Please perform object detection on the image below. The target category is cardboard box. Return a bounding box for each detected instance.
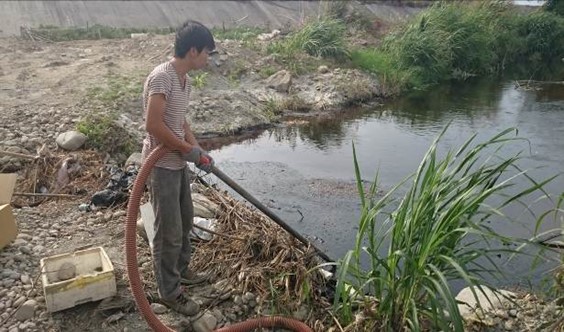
[0,173,18,250]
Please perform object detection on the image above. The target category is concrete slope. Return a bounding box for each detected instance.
[0,1,323,37]
[0,1,421,37]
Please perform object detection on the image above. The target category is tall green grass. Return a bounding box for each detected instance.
[335,127,560,331]
[355,1,564,93]
[268,17,348,61]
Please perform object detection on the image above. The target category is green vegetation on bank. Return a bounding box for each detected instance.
[351,1,564,93]
[211,26,265,42]
[267,17,348,74]
[77,73,143,158]
[334,128,561,331]
[29,24,174,41]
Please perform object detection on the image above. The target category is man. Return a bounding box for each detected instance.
[141,20,215,316]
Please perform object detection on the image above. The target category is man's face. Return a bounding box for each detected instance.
[193,48,216,69]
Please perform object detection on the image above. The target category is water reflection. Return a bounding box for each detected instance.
[213,80,564,286]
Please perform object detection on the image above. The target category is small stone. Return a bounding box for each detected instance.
[13,296,26,308]
[20,275,30,285]
[233,295,242,305]
[57,262,76,281]
[150,303,167,314]
[15,300,36,321]
[508,309,518,317]
[211,308,224,323]
[242,292,255,304]
[318,65,330,74]
[192,311,217,332]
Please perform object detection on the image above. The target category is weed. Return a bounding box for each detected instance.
[262,97,284,120]
[336,72,376,106]
[76,112,138,157]
[227,59,248,84]
[85,73,143,107]
[192,72,208,89]
[268,17,348,61]
[259,66,278,79]
[282,95,310,113]
[336,127,560,330]
[211,26,266,41]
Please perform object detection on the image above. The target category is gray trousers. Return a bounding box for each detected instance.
[149,166,193,301]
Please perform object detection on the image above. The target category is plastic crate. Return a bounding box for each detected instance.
[40,247,116,312]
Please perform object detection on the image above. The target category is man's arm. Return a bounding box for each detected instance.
[145,94,193,154]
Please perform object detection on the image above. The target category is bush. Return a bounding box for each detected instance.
[268,17,348,60]
[352,1,564,92]
[76,112,138,157]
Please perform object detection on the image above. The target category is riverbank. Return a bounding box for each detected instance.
[1,2,563,331]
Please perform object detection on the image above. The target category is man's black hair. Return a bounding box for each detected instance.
[174,20,215,58]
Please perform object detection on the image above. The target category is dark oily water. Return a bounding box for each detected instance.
[209,80,564,289]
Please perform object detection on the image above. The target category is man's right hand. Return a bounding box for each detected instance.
[181,146,204,163]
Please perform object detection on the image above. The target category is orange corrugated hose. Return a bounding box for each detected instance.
[125,145,313,332]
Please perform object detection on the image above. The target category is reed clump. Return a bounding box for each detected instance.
[335,127,561,331]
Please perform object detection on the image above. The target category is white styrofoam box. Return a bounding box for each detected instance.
[40,247,116,312]
[140,202,156,249]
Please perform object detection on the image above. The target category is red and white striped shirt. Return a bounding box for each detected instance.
[141,62,192,170]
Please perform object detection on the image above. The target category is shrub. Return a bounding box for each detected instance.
[268,17,348,60]
[76,112,138,157]
[354,1,564,91]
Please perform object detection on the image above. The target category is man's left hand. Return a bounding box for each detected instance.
[196,151,214,173]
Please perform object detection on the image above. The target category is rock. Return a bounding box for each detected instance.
[56,131,86,151]
[456,286,516,317]
[57,262,76,281]
[13,296,26,308]
[15,300,36,321]
[130,33,149,39]
[265,70,292,93]
[78,203,91,212]
[150,303,167,314]
[192,311,217,332]
[136,218,147,241]
[125,152,142,167]
[257,29,281,41]
[317,65,330,74]
[242,292,255,304]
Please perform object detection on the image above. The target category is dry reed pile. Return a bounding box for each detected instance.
[191,185,334,317]
[5,148,106,207]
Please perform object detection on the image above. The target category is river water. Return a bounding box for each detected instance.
[208,79,563,288]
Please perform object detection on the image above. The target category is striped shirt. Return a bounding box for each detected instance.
[141,62,192,170]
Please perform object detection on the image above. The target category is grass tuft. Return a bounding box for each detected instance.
[335,127,560,331]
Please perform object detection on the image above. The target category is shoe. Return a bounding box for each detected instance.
[180,269,208,285]
[161,292,200,316]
